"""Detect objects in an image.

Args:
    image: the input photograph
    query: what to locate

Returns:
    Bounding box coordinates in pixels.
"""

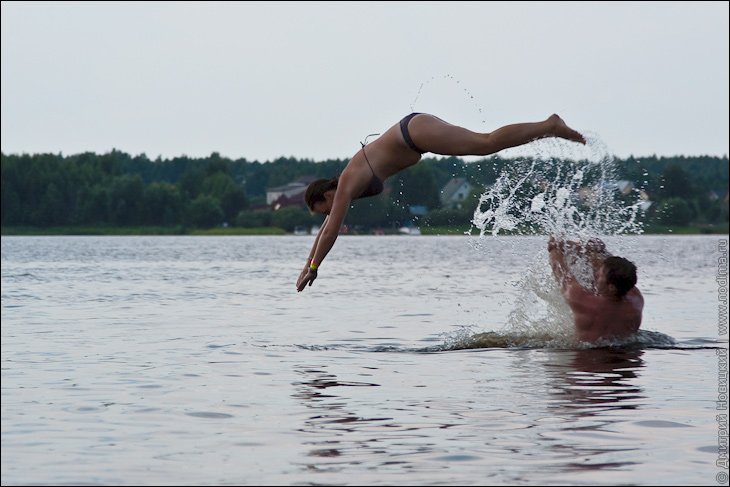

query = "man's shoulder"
[564,279,594,299]
[564,281,598,310]
[626,287,645,310]
[628,286,643,298]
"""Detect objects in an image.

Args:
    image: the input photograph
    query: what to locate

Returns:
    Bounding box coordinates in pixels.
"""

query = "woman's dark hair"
[305,178,338,211]
[603,256,637,297]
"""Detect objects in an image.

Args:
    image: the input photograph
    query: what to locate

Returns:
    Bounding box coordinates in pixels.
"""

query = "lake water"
[2,235,728,485]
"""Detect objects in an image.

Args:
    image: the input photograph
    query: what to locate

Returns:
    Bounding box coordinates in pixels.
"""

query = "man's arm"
[548,243,573,293]
[583,238,611,277]
[549,237,610,284]
[548,237,596,294]
[548,239,598,330]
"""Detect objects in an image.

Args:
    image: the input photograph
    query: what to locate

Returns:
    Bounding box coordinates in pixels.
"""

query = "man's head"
[597,256,637,297]
[305,178,338,214]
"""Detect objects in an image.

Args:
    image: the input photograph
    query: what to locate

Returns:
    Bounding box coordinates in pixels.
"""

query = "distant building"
[638,200,653,212]
[577,186,598,206]
[266,176,318,209]
[709,189,730,207]
[616,180,635,195]
[440,177,473,209]
[600,180,635,195]
[270,191,305,210]
[578,181,649,209]
[638,189,653,212]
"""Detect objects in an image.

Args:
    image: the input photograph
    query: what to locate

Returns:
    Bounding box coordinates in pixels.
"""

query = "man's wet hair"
[603,256,637,297]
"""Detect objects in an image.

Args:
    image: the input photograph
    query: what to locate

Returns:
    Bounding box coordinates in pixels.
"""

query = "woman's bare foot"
[548,114,586,144]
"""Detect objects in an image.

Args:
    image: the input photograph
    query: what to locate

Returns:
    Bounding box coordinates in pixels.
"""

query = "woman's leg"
[409,113,585,156]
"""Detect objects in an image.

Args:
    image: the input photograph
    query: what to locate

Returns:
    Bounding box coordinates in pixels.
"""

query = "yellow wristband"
[309,262,318,271]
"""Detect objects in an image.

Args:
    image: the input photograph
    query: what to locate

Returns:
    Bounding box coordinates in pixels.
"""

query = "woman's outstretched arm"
[296,189,351,292]
[296,216,328,289]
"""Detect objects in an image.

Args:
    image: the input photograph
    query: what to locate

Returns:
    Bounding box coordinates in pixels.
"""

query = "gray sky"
[2,1,728,162]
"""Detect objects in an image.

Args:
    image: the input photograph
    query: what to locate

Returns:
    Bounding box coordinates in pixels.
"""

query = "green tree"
[1,175,21,225]
[392,164,441,209]
[657,197,693,226]
[179,166,206,199]
[35,182,67,226]
[202,172,247,222]
[235,209,272,228]
[76,184,109,225]
[347,195,390,228]
[188,195,224,228]
[107,175,145,225]
[220,186,248,222]
[271,206,313,232]
[3,151,727,231]
[205,153,230,176]
[660,164,696,199]
[144,182,183,225]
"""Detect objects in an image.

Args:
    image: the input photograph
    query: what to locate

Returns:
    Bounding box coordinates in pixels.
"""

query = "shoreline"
[2,224,728,237]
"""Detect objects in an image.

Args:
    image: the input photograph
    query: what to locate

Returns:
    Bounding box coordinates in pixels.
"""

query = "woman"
[297,112,585,292]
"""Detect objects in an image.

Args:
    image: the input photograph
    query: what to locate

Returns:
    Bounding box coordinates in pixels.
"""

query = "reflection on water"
[289,348,650,481]
[292,366,387,472]
[547,348,645,413]
[542,348,645,473]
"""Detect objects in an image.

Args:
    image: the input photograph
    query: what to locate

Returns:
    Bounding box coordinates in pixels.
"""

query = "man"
[548,237,644,343]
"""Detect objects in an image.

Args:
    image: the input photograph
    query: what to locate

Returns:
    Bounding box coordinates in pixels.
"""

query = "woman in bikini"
[296,112,586,292]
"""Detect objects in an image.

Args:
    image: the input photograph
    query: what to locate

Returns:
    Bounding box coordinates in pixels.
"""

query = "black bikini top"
[357,145,384,199]
[358,174,384,199]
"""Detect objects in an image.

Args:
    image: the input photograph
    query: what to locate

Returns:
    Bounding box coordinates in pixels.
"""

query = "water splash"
[470,134,644,239]
[409,74,487,126]
[437,328,677,351]
[466,135,656,348]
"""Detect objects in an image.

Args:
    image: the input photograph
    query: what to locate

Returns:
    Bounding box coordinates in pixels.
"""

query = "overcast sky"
[2,1,728,162]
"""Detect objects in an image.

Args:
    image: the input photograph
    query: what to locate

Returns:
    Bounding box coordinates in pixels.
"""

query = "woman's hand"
[297,268,318,292]
[296,264,310,289]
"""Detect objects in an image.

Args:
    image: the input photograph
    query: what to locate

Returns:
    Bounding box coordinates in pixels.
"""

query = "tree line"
[1,150,727,231]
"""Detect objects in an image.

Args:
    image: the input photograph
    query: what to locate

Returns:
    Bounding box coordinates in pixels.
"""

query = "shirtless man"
[548,237,644,343]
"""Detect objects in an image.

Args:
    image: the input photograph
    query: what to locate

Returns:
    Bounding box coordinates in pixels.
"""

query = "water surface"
[2,235,727,485]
